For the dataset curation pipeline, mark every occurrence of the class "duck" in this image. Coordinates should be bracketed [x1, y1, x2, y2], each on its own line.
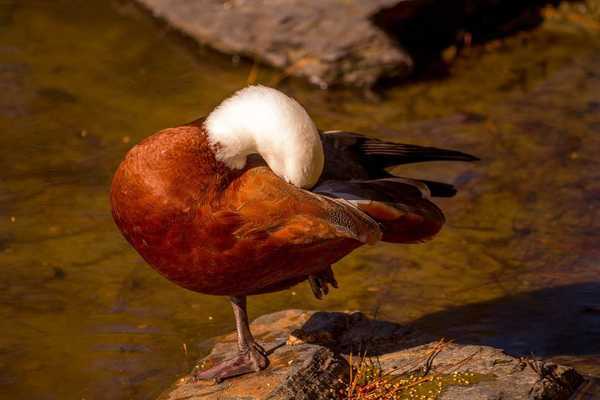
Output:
[110, 85, 477, 382]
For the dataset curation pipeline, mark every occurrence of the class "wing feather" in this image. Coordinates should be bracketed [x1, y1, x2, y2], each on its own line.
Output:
[222, 166, 381, 247]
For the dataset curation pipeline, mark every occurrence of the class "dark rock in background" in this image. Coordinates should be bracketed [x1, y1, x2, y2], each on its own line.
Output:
[132, 0, 558, 88]
[134, 0, 414, 88]
[158, 310, 586, 399]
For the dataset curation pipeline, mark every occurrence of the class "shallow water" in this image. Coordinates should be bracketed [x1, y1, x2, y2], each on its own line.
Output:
[1, 1, 599, 399]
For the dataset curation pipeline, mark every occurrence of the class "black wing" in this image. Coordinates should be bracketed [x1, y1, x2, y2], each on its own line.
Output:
[319, 130, 478, 198]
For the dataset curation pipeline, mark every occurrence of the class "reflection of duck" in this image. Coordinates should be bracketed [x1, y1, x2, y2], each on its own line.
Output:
[110, 86, 477, 382]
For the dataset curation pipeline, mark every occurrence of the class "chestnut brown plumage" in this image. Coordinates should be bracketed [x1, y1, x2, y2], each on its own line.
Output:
[111, 88, 476, 382]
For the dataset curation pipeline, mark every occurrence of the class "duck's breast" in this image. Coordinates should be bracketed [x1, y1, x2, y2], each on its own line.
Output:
[111, 122, 228, 287]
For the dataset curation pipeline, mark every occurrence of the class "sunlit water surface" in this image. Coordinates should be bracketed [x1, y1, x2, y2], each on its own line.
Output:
[1, 1, 599, 399]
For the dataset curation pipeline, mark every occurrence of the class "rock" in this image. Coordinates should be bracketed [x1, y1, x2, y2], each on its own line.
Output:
[378, 344, 583, 400]
[158, 310, 586, 400]
[158, 310, 349, 400]
[166, 344, 346, 400]
[131, 0, 554, 88]
[133, 0, 414, 88]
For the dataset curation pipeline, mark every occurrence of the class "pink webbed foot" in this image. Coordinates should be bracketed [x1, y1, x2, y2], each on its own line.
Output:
[193, 341, 269, 383]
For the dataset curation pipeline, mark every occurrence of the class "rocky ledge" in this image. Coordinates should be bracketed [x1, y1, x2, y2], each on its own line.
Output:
[159, 310, 586, 400]
[133, 0, 550, 88]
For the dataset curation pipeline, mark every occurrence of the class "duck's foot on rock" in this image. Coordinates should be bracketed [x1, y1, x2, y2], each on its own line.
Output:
[192, 342, 269, 383]
[308, 266, 338, 300]
[162, 310, 588, 400]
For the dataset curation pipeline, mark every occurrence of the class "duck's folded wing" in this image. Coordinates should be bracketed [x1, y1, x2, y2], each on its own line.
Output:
[222, 166, 382, 247]
[313, 177, 445, 243]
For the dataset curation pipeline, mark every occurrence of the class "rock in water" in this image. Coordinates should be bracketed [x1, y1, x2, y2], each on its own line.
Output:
[132, 0, 557, 88]
[158, 310, 586, 400]
[132, 0, 414, 88]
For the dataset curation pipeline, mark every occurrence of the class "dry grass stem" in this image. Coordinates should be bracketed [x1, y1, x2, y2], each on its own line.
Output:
[344, 339, 482, 400]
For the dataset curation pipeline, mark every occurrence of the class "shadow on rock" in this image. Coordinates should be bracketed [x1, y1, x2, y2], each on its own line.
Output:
[288, 310, 433, 356]
[410, 282, 600, 358]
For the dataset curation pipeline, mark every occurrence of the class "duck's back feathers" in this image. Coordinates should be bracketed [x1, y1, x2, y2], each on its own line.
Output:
[313, 177, 444, 243]
[315, 129, 478, 242]
[319, 130, 478, 197]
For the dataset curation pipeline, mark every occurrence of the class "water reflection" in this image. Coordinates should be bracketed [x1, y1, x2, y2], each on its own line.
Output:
[0, 0, 599, 399]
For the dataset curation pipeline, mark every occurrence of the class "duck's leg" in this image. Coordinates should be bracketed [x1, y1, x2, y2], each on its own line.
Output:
[308, 266, 338, 300]
[193, 296, 269, 383]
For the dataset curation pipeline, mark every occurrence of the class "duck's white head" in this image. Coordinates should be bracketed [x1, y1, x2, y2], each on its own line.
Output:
[204, 85, 324, 189]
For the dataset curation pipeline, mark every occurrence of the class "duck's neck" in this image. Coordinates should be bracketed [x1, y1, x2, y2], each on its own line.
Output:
[204, 86, 324, 189]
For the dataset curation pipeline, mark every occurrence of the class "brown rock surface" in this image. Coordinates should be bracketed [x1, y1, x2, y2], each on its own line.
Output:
[131, 0, 555, 88]
[158, 310, 352, 400]
[133, 0, 414, 88]
[379, 344, 583, 400]
[158, 310, 586, 399]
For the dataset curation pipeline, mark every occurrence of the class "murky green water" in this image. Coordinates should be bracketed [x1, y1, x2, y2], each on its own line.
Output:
[1, 1, 599, 399]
